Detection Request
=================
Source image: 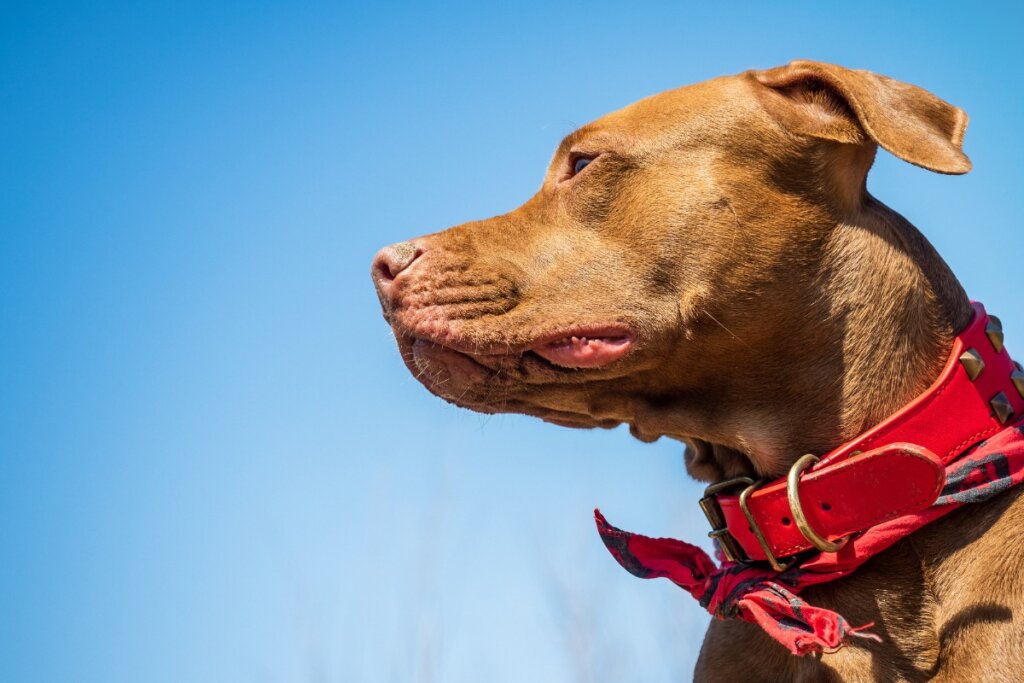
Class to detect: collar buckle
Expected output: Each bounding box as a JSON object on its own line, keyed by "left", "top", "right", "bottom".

{"left": 699, "top": 475, "right": 797, "bottom": 572}
{"left": 698, "top": 476, "right": 754, "bottom": 564}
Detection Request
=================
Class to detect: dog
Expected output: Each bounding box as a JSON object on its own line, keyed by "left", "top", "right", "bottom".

{"left": 371, "top": 60, "right": 1024, "bottom": 681}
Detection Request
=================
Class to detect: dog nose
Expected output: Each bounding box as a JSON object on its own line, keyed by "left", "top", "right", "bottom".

{"left": 372, "top": 240, "right": 424, "bottom": 296}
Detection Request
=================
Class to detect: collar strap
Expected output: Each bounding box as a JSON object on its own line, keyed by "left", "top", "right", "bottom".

{"left": 702, "top": 302, "right": 1024, "bottom": 569}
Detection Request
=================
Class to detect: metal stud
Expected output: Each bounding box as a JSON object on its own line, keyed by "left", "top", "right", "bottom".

{"left": 1012, "top": 368, "right": 1024, "bottom": 399}
{"left": 990, "top": 391, "right": 1014, "bottom": 425}
{"left": 959, "top": 348, "right": 985, "bottom": 381}
{"left": 986, "top": 315, "right": 1005, "bottom": 352}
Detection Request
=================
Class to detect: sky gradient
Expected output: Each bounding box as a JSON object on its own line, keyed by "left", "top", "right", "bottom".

{"left": 3, "top": 2, "right": 1023, "bottom": 681}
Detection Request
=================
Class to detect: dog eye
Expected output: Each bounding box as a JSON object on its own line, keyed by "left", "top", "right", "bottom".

{"left": 573, "top": 156, "right": 594, "bottom": 175}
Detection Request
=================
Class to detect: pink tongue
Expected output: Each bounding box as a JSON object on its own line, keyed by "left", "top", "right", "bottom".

{"left": 533, "top": 335, "right": 633, "bottom": 368}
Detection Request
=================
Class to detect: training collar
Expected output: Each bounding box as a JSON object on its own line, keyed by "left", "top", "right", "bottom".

{"left": 596, "top": 302, "right": 1024, "bottom": 654}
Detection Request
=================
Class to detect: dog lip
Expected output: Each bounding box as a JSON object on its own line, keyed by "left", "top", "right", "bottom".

{"left": 395, "top": 329, "right": 520, "bottom": 358}
{"left": 393, "top": 322, "right": 635, "bottom": 369}
{"left": 529, "top": 326, "right": 635, "bottom": 369}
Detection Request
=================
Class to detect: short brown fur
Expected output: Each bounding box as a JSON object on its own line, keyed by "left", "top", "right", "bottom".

{"left": 371, "top": 61, "right": 1023, "bottom": 681}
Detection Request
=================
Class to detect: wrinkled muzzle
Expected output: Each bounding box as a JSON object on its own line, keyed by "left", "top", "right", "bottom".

{"left": 370, "top": 224, "right": 641, "bottom": 425}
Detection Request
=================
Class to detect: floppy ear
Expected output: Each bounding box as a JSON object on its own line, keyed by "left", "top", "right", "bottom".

{"left": 751, "top": 60, "right": 971, "bottom": 174}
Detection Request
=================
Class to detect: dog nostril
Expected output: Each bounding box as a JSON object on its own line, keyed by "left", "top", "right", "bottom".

{"left": 375, "top": 259, "right": 398, "bottom": 282}
{"left": 372, "top": 241, "right": 424, "bottom": 285}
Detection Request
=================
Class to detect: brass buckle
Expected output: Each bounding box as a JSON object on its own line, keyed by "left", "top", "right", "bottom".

{"left": 700, "top": 476, "right": 796, "bottom": 572}
{"left": 787, "top": 454, "right": 849, "bottom": 554}
{"left": 698, "top": 476, "right": 754, "bottom": 564}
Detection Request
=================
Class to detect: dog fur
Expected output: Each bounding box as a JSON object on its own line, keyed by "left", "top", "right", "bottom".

{"left": 372, "top": 61, "right": 1024, "bottom": 681}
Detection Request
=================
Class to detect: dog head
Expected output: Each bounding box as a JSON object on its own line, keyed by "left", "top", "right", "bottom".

{"left": 371, "top": 60, "right": 970, "bottom": 478}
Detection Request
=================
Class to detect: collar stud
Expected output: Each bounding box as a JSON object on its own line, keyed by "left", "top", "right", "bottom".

{"left": 1011, "top": 365, "right": 1024, "bottom": 399}
{"left": 986, "top": 315, "right": 1005, "bottom": 352}
{"left": 959, "top": 348, "right": 985, "bottom": 380}
{"left": 990, "top": 391, "right": 1014, "bottom": 424}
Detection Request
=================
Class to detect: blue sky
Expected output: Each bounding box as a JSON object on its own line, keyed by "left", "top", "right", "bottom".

{"left": 2, "top": 2, "right": 1023, "bottom": 681}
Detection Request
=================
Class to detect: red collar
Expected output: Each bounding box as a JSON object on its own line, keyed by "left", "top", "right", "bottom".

{"left": 596, "top": 302, "right": 1024, "bottom": 654}
{"left": 702, "top": 302, "right": 1023, "bottom": 569}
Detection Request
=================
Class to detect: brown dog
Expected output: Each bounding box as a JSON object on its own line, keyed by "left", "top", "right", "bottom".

{"left": 371, "top": 60, "right": 1023, "bottom": 681}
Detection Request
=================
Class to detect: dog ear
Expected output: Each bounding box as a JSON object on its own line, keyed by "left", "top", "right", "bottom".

{"left": 751, "top": 60, "right": 971, "bottom": 174}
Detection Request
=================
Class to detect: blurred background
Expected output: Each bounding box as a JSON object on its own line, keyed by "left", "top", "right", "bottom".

{"left": 2, "top": 2, "right": 1023, "bottom": 681}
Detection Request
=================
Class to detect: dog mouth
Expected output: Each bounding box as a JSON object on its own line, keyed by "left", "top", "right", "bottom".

{"left": 400, "top": 324, "right": 636, "bottom": 370}
{"left": 394, "top": 323, "right": 636, "bottom": 387}
{"left": 390, "top": 322, "right": 638, "bottom": 425}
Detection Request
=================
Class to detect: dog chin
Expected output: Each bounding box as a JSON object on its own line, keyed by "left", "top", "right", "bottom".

{"left": 408, "top": 337, "right": 492, "bottom": 394}
{"left": 393, "top": 333, "right": 501, "bottom": 410}
{"left": 394, "top": 333, "right": 625, "bottom": 429}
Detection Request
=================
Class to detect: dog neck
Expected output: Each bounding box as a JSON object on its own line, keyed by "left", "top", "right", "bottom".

{"left": 821, "top": 196, "right": 973, "bottom": 438}
{"left": 652, "top": 197, "right": 974, "bottom": 481}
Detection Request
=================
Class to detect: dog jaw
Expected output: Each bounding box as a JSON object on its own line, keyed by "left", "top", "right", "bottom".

{"left": 392, "top": 321, "right": 644, "bottom": 418}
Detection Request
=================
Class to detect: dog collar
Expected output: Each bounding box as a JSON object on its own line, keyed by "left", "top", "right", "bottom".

{"left": 596, "top": 301, "right": 1024, "bottom": 654}
{"left": 700, "top": 302, "right": 1024, "bottom": 569}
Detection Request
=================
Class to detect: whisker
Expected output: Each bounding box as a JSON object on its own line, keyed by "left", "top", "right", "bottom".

{"left": 704, "top": 309, "right": 754, "bottom": 351}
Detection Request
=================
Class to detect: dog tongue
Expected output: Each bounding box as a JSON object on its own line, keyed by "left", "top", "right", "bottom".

{"left": 533, "top": 335, "right": 633, "bottom": 368}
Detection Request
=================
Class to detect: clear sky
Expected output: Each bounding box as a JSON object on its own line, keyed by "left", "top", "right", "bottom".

{"left": 3, "top": 2, "right": 1023, "bottom": 681}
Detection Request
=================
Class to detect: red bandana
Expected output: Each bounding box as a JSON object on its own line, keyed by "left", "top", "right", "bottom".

{"left": 596, "top": 303, "right": 1024, "bottom": 655}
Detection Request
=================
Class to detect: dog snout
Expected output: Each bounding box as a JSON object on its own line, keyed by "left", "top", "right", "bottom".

{"left": 372, "top": 240, "right": 425, "bottom": 299}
